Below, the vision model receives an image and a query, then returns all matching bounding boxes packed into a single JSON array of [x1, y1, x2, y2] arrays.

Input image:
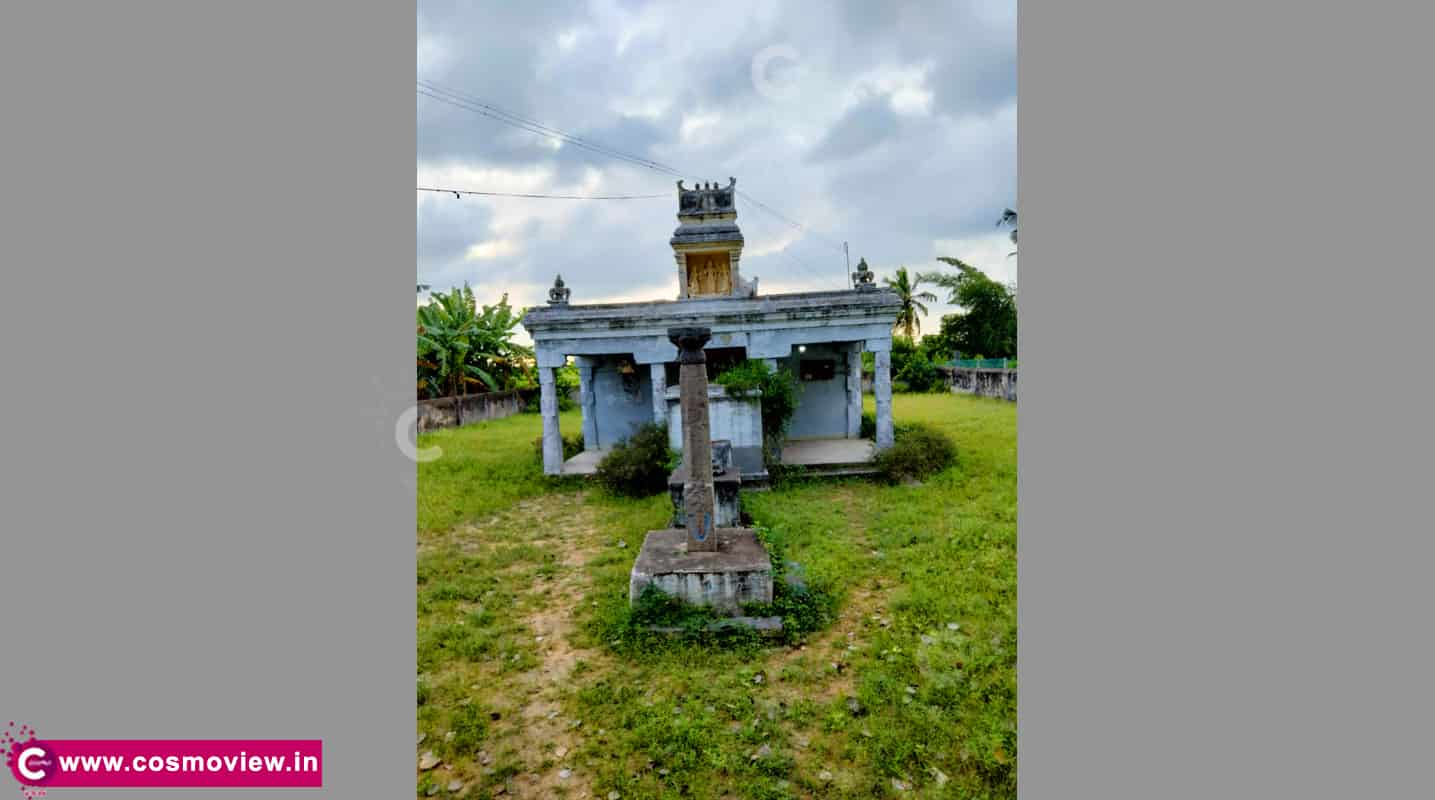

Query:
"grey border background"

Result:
[[1021, 1, 1433, 796], [0, 3, 413, 798], [1, 1, 1432, 798]]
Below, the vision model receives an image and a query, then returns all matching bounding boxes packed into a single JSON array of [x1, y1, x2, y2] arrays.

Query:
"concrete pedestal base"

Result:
[[629, 528, 774, 614]]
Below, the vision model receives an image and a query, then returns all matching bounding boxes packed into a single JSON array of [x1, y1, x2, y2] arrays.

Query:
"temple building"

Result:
[[520, 178, 901, 478]]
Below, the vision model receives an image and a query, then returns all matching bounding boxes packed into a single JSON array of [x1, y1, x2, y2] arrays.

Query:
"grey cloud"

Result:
[[806, 94, 903, 163], [417, 0, 1015, 311]]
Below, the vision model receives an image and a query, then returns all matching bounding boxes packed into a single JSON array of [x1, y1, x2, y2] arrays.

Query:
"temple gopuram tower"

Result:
[[671, 178, 756, 298]]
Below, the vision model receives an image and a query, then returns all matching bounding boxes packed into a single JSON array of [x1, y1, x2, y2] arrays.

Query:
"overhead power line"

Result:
[[417, 78, 848, 287], [417, 186, 668, 200]]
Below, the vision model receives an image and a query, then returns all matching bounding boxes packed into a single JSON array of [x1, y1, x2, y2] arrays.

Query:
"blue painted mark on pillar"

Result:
[[696, 511, 712, 542]]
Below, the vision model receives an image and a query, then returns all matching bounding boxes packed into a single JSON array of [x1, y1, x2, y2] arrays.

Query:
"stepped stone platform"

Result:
[[628, 528, 773, 614]]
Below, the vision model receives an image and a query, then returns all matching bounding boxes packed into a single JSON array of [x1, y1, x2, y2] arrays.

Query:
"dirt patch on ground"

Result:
[[498, 493, 609, 799]]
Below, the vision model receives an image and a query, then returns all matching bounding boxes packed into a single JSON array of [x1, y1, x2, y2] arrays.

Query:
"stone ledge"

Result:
[[629, 528, 774, 613]]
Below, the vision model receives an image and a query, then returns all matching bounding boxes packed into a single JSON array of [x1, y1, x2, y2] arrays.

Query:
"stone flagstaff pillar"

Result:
[[668, 326, 718, 552]]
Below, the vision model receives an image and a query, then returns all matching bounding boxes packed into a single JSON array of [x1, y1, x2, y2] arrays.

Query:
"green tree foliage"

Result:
[[891, 336, 944, 393], [712, 359, 797, 443], [416, 284, 534, 399], [921, 258, 1017, 359], [883, 266, 939, 340]]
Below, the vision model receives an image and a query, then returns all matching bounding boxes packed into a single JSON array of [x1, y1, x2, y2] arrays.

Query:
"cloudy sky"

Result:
[[417, 0, 1016, 343]]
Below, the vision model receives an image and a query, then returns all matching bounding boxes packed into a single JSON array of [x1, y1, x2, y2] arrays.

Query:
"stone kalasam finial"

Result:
[[547, 274, 571, 305], [853, 258, 876, 291]]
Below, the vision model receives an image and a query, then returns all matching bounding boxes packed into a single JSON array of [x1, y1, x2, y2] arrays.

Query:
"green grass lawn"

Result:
[[417, 393, 1016, 799]]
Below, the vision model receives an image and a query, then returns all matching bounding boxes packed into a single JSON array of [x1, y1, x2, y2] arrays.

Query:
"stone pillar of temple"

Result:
[[669, 326, 717, 553], [576, 357, 598, 448], [674, 252, 689, 299], [650, 362, 668, 426], [539, 366, 563, 475], [846, 343, 864, 439], [873, 346, 894, 450]]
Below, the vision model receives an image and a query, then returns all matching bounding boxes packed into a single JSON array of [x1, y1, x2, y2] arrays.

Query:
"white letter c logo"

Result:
[[17, 746, 48, 781]]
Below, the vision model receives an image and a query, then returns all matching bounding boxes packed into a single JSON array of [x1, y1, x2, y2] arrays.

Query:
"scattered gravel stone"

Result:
[[931, 767, 949, 786], [559, 769, 573, 780], [818, 770, 834, 782], [750, 744, 772, 761], [617, 540, 627, 549], [608, 791, 621, 800], [416, 732, 426, 745], [658, 768, 669, 776], [447, 780, 464, 792], [426, 784, 440, 796], [892, 777, 909, 791], [444, 731, 455, 741], [418, 751, 441, 770], [947, 622, 959, 631], [478, 751, 492, 765], [554, 746, 568, 759], [905, 686, 917, 695], [752, 672, 764, 684], [846, 697, 865, 716]]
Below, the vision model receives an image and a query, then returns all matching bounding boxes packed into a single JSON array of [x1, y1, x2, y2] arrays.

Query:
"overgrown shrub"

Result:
[[594, 423, 677, 497], [873, 422, 957, 483], [744, 526, 838, 640]]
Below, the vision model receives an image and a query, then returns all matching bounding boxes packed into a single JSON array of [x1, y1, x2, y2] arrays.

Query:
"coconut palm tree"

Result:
[[883, 266, 939, 340]]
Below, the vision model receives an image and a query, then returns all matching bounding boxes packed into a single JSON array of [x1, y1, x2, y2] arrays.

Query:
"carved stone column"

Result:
[[650, 362, 668, 426], [846, 343, 864, 438], [674, 252, 689, 299], [576, 357, 597, 449], [539, 366, 563, 474], [873, 346, 894, 450], [668, 326, 717, 552]]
